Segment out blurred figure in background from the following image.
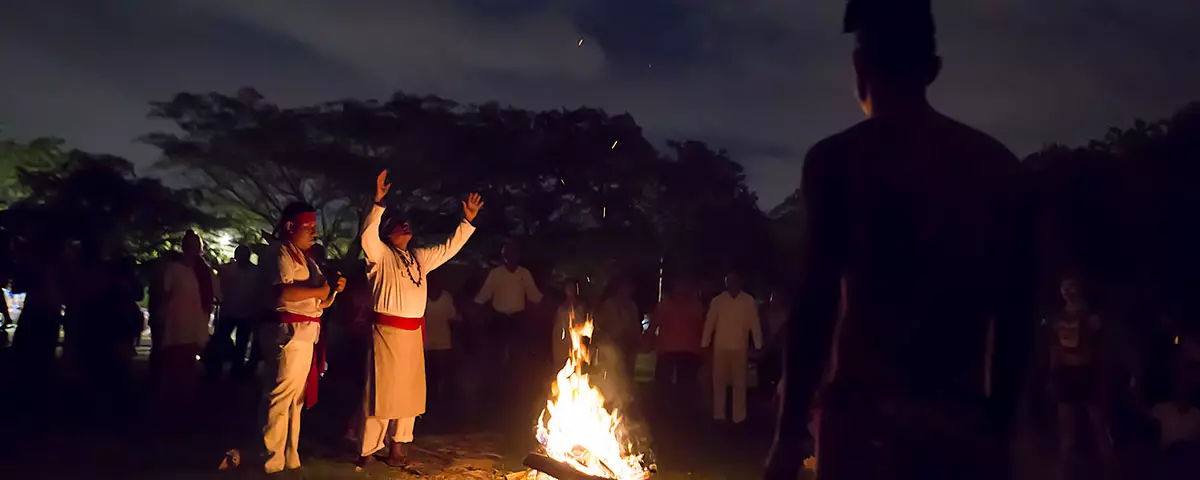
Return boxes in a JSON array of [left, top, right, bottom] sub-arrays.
[[154, 230, 214, 409], [649, 279, 704, 410], [423, 274, 458, 406], [473, 241, 542, 385], [551, 278, 588, 370], [594, 276, 641, 404], [702, 272, 762, 425], [1048, 275, 1112, 474], [760, 287, 792, 399], [208, 245, 261, 380]]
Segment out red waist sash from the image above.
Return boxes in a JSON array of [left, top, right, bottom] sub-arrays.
[[279, 312, 324, 409], [376, 313, 426, 344]]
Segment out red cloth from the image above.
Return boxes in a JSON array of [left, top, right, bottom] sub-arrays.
[[279, 312, 325, 409], [376, 314, 426, 344], [652, 297, 705, 353]]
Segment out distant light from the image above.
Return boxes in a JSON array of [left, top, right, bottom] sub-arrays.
[[1176, 336, 1180, 345], [195, 355, 201, 361], [560, 178, 566, 185], [586, 276, 592, 283], [611, 140, 619, 149], [602, 206, 607, 218], [578, 38, 584, 47]]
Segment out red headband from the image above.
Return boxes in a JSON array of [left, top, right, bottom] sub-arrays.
[[291, 212, 317, 226]]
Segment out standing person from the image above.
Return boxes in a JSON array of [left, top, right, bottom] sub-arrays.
[[593, 277, 641, 399], [11, 241, 65, 385], [551, 278, 588, 370], [423, 274, 458, 406], [358, 170, 481, 467], [765, 1, 1034, 478], [155, 230, 215, 406], [208, 245, 261, 379], [259, 203, 345, 474], [702, 273, 762, 425], [1048, 276, 1112, 473], [473, 241, 542, 380], [648, 280, 705, 407]]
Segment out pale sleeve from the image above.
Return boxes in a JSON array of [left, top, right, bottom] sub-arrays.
[[266, 246, 294, 286], [360, 204, 389, 263], [749, 297, 764, 349], [415, 219, 476, 271], [701, 297, 719, 348], [523, 269, 544, 304], [474, 269, 496, 305], [213, 268, 224, 302]]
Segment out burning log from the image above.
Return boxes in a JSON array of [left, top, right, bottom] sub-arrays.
[[523, 453, 615, 480]]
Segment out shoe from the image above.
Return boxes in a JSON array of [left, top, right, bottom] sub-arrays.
[[357, 455, 376, 468]]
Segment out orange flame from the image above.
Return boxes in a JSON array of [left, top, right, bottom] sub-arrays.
[[534, 311, 648, 480]]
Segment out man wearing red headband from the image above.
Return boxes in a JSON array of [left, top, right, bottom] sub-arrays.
[[357, 170, 483, 467], [260, 202, 346, 474]]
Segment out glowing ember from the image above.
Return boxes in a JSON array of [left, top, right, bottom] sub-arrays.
[[535, 313, 649, 480]]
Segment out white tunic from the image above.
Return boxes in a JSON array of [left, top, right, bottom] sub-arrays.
[[262, 243, 324, 344], [361, 204, 475, 418], [424, 292, 457, 351], [473, 265, 542, 314], [702, 291, 763, 352], [160, 261, 212, 347]]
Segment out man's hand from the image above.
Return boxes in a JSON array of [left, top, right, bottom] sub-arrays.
[[375, 169, 391, 204], [335, 277, 347, 293], [462, 192, 484, 222]]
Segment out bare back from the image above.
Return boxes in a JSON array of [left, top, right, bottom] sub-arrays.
[[810, 111, 1027, 397]]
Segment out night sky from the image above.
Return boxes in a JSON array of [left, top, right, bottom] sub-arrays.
[[1, 0, 1197, 208]]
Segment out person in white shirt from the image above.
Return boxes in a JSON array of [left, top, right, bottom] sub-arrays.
[[156, 230, 215, 404], [259, 203, 345, 474], [473, 241, 543, 376], [701, 272, 763, 424], [207, 245, 261, 379], [424, 274, 458, 405], [358, 170, 481, 467]]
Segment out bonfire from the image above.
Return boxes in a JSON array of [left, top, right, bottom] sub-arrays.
[[526, 313, 651, 480]]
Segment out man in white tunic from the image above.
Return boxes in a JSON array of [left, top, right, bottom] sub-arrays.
[[260, 203, 346, 474], [702, 272, 763, 424], [473, 241, 542, 376], [359, 170, 482, 467]]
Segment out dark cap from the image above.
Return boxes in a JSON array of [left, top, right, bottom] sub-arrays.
[[843, 0, 936, 37]]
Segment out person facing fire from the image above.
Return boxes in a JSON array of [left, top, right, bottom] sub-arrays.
[[1048, 275, 1112, 473], [358, 170, 482, 467], [259, 203, 346, 474], [765, 0, 1033, 478], [702, 272, 762, 425]]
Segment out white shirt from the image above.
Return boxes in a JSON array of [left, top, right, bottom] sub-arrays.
[[424, 291, 457, 350], [1150, 402, 1200, 446], [215, 262, 261, 320], [361, 204, 475, 318], [702, 291, 763, 351], [474, 265, 542, 314], [262, 243, 325, 344], [160, 261, 212, 347]]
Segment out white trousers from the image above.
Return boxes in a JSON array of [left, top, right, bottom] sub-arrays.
[[361, 416, 417, 457], [712, 349, 749, 423], [261, 338, 313, 473]]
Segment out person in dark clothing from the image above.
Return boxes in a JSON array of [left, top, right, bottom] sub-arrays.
[[765, 1, 1034, 478]]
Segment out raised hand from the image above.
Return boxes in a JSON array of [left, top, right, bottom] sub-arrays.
[[335, 276, 347, 293], [462, 192, 484, 222], [375, 169, 391, 203]]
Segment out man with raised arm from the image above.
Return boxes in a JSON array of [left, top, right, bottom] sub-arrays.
[[765, 1, 1034, 478], [358, 170, 483, 467]]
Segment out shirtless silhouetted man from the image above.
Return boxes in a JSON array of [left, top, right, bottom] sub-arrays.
[[765, 1, 1034, 478]]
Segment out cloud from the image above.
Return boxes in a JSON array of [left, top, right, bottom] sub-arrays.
[[0, 0, 1197, 209]]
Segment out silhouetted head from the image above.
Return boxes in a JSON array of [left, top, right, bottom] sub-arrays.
[[502, 241, 520, 269], [563, 278, 581, 302], [278, 202, 318, 251], [380, 213, 412, 251], [1060, 275, 1084, 307], [234, 245, 252, 265], [844, 0, 941, 116], [182, 230, 202, 261], [725, 272, 744, 296]]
